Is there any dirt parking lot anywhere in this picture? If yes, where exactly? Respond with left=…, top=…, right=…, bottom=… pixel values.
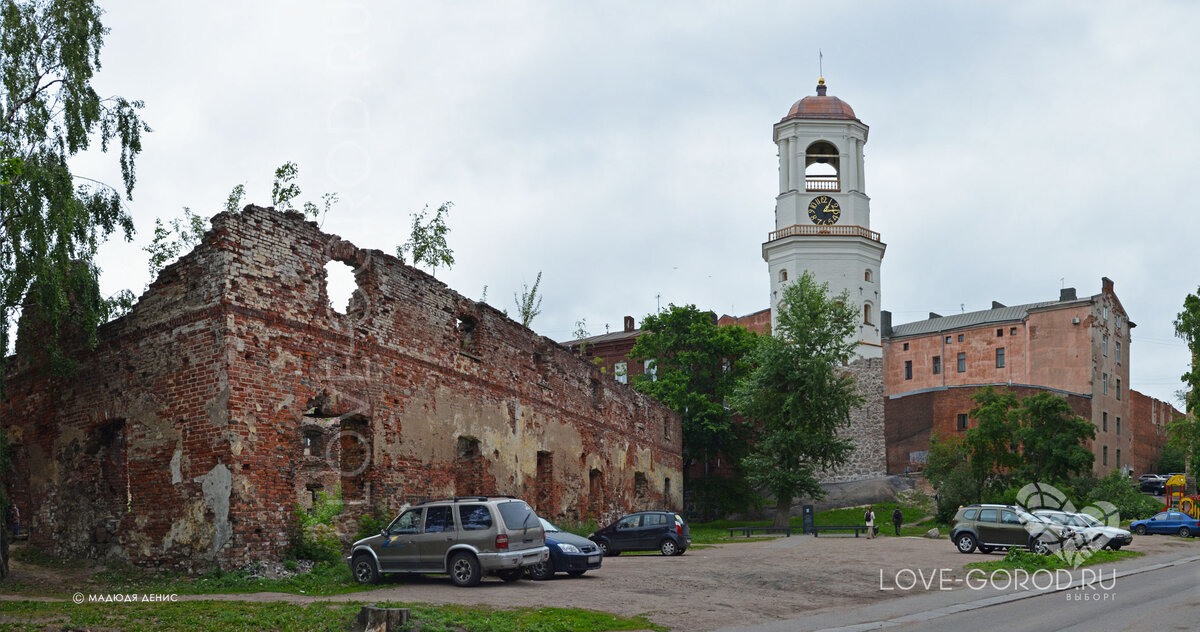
left=292, top=533, right=1200, bottom=630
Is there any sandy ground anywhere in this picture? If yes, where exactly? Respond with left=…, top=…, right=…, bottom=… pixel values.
left=5, top=534, right=1199, bottom=631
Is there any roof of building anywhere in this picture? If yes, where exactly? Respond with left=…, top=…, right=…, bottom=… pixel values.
left=781, top=79, right=858, bottom=122
left=887, top=299, right=1087, bottom=338
left=560, top=328, right=641, bottom=348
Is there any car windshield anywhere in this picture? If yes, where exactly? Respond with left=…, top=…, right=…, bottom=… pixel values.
left=538, top=517, right=560, bottom=533
left=1074, top=513, right=1103, bottom=527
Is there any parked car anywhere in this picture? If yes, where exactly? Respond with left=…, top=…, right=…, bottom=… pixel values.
left=526, top=518, right=603, bottom=580
left=1139, top=475, right=1166, bottom=495
left=347, top=496, right=549, bottom=587
left=1130, top=511, right=1200, bottom=538
left=589, top=511, right=691, bottom=556
left=1033, top=509, right=1133, bottom=551
left=949, top=504, right=1076, bottom=555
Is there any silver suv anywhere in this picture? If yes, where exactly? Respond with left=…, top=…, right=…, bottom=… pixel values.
left=348, top=496, right=549, bottom=587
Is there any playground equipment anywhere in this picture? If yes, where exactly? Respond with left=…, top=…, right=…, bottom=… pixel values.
left=1165, top=475, right=1200, bottom=519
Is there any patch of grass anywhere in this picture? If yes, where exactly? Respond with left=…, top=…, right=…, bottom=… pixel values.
left=688, top=502, right=934, bottom=543
left=0, top=600, right=666, bottom=632
left=91, top=560, right=376, bottom=596
left=964, top=547, right=1144, bottom=573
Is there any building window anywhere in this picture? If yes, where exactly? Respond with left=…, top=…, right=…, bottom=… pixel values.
left=1116, top=417, right=1121, bottom=436
left=644, top=359, right=657, bottom=382
left=904, top=360, right=913, bottom=380
left=1102, top=373, right=1108, bottom=395
left=932, top=356, right=941, bottom=375
left=1116, top=378, right=1121, bottom=400
left=903, top=342, right=909, bottom=351
left=957, top=352, right=966, bottom=373
left=1102, top=335, right=1108, bottom=357
left=995, top=347, right=1005, bottom=368
left=779, top=269, right=788, bottom=282
left=1103, top=411, right=1108, bottom=432
left=1116, top=448, right=1121, bottom=468
left=1103, top=305, right=1108, bottom=321
left=1116, top=341, right=1121, bottom=364
left=958, top=413, right=968, bottom=430
left=864, top=304, right=873, bottom=325
left=865, top=269, right=872, bottom=282
left=997, top=328, right=1003, bottom=337
left=614, top=361, right=628, bottom=384
left=1010, top=327, right=1017, bottom=336
left=1103, top=446, right=1108, bottom=466
left=945, top=336, right=952, bottom=344
left=957, top=334, right=964, bottom=342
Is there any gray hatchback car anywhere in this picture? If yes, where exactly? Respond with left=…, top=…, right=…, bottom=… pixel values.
left=348, top=496, right=549, bottom=587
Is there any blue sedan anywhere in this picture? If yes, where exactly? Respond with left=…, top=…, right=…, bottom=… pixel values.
left=526, top=518, right=603, bottom=580
left=1130, top=511, right=1200, bottom=537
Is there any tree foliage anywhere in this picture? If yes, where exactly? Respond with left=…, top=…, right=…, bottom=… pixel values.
left=629, top=304, right=760, bottom=515
left=396, top=202, right=454, bottom=276
left=730, top=272, right=861, bottom=525
left=1, top=0, right=149, bottom=379
left=965, top=386, right=1021, bottom=488
left=1176, top=287, right=1200, bottom=416
left=1014, top=392, right=1095, bottom=483
left=512, top=270, right=542, bottom=328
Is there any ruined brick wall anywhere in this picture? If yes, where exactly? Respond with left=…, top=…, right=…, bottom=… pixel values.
left=884, top=385, right=1092, bottom=475
left=818, top=357, right=886, bottom=481
left=1, top=206, right=682, bottom=570
left=1129, top=389, right=1182, bottom=475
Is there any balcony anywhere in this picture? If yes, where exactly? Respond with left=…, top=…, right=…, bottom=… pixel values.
left=767, top=224, right=881, bottom=243
left=805, top=176, right=840, bottom=192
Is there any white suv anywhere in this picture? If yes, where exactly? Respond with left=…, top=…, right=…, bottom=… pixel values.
left=348, top=496, right=549, bottom=587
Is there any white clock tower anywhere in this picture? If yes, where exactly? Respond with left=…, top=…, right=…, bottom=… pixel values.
left=762, top=78, right=886, bottom=359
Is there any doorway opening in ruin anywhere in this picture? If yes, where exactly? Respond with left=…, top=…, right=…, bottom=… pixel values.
left=634, top=472, right=648, bottom=506
left=455, top=436, right=484, bottom=496
left=535, top=451, right=553, bottom=514
left=338, top=416, right=370, bottom=502
left=90, top=418, right=129, bottom=546
left=588, top=469, right=604, bottom=519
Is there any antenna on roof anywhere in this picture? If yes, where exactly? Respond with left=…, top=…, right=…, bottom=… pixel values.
left=1060, top=277, right=1065, bottom=289
left=960, top=303, right=965, bottom=313
left=819, top=49, right=823, bottom=79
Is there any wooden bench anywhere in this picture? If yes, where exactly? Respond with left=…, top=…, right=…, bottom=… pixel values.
left=727, top=526, right=799, bottom=538
left=812, top=525, right=878, bottom=537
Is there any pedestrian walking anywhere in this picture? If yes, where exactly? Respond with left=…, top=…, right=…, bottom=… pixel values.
left=864, top=505, right=876, bottom=539
left=892, top=507, right=903, bottom=536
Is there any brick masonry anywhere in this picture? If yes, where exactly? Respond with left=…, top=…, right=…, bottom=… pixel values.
left=819, top=357, right=887, bottom=482
left=0, top=206, right=682, bottom=571
left=1128, top=389, right=1183, bottom=475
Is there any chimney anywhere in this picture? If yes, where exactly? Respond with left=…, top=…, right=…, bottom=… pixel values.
left=881, top=310, right=892, bottom=338
left=623, top=315, right=635, bottom=332
left=1060, top=288, right=1077, bottom=302
left=1102, top=277, right=1114, bottom=294
left=929, top=312, right=942, bottom=319
left=992, top=301, right=1006, bottom=309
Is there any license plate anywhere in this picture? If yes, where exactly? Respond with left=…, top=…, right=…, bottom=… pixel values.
left=588, top=555, right=600, bottom=564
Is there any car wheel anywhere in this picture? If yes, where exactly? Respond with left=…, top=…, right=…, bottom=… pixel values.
left=566, top=570, right=586, bottom=577
left=496, top=569, right=523, bottom=582
left=1108, top=544, right=1122, bottom=551
left=954, top=533, right=977, bottom=554
left=449, top=552, right=482, bottom=587
left=660, top=539, right=679, bottom=556
left=1030, top=537, right=1051, bottom=555
left=1134, top=524, right=1148, bottom=536
left=527, top=558, right=555, bottom=581
left=978, top=545, right=994, bottom=554
left=351, top=554, right=379, bottom=585
left=1179, top=526, right=1192, bottom=538
left=598, top=540, right=618, bottom=557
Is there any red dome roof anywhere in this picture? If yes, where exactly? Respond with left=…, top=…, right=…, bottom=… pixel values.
left=781, top=81, right=857, bottom=122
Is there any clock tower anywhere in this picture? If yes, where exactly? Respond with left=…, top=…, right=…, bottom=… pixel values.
left=763, top=78, right=886, bottom=359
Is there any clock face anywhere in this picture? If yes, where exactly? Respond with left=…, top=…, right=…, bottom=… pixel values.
left=808, top=196, right=841, bottom=225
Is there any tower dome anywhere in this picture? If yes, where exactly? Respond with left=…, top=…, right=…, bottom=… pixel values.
left=781, top=79, right=857, bottom=122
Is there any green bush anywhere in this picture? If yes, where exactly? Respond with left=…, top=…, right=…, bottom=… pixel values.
left=354, top=505, right=395, bottom=541
left=1084, top=471, right=1162, bottom=521
left=290, top=486, right=344, bottom=563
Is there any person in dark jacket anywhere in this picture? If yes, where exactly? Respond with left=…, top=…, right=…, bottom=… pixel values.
left=891, top=507, right=903, bottom=536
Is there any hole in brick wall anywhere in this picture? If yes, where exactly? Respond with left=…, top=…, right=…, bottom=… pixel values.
left=535, top=451, right=554, bottom=515
left=634, top=472, right=647, bottom=501
left=324, top=260, right=358, bottom=315
left=588, top=469, right=604, bottom=519
left=457, top=315, right=477, bottom=351
left=455, top=436, right=483, bottom=496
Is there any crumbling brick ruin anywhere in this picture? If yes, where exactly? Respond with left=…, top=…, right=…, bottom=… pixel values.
left=0, top=206, right=682, bottom=571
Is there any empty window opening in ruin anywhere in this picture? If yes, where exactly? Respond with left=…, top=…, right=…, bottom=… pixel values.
left=305, top=483, right=324, bottom=507
left=338, top=416, right=371, bottom=501
left=664, top=477, right=672, bottom=503
left=588, top=469, right=604, bottom=519
left=535, top=451, right=554, bottom=515
left=324, top=260, right=362, bottom=316
left=302, top=429, right=323, bottom=456
left=457, top=314, right=478, bottom=352
left=91, top=418, right=131, bottom=518
left=634, top=472, right=648, bottom=501
left=455, top=436, right=484, bottom=497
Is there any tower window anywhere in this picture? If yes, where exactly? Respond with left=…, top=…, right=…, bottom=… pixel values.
left=804, top=141, right=840, bottom=192
left=1103, top=411, right=1108, bottom=432
left=865, top=269, right=872, bottom=282
left=863, top=304, right=873, bottom=325
left=779, top=269, right=788, bottom=283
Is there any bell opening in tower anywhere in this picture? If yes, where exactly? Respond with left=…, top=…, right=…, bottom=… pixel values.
left=805, top=141, right=840, bottom=192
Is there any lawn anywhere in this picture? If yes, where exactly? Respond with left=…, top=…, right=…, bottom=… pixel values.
left=0, top=600, right=666, bottom=632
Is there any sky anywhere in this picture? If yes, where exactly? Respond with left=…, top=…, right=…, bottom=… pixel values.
left=72, top=1, right=1198, bottom=405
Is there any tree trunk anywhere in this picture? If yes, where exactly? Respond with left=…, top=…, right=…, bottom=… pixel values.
left=0, top=524, right=8, bottom=581
left=773, top=494, right=793, bottom=527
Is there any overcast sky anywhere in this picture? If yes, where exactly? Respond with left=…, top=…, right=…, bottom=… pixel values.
left=75, top=1, right=1197, bottom=405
